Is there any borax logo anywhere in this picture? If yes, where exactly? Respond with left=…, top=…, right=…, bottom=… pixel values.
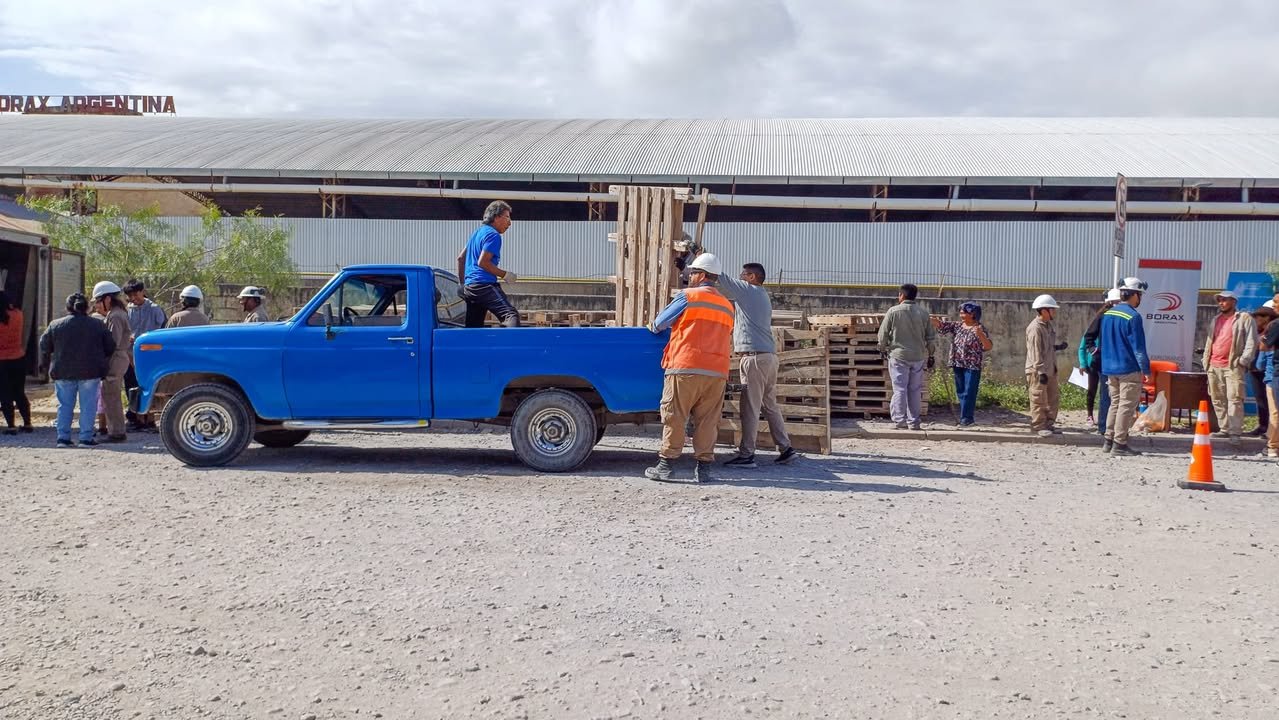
left=1152, top=292, right=1182, bottom=312
left=1146, top=292, right=1186, bottom=321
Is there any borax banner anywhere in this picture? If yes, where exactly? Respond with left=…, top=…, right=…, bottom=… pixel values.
left=1136, top=258, right=1202, bottom=371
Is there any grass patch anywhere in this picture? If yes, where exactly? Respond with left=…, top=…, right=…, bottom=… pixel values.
left=927, top=370, right=1088, bottom=412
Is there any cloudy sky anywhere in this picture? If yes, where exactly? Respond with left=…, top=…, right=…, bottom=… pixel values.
left=1, top=0, right=1275, bottom=118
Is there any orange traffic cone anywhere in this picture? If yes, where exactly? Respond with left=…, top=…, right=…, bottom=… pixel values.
left=1178, top=400, right=1226, bottom=492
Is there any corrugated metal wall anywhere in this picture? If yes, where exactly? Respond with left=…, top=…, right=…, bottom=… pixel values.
left=158, top=217, right=1277, bottom=289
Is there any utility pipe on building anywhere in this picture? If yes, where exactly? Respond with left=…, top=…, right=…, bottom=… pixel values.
left=4, top=178, right=1279, bottom=217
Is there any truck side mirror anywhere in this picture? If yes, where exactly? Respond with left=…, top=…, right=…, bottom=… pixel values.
left=322, top=304, right=335, bottom=340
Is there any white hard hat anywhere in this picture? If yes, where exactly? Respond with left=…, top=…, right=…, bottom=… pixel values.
left=179, top=285, right=204, bottom=300
left=237, top=286, right=266, bottom=299
left=1119, top=276, right=1148, bottom=293
left=687, top=253, right=722, bottom=276
left=1104, top=288, right=1123, bottom=303
left=91, top=281, right=121, bottom=299
left=1265, top=300, right=1276, bottom=309
left=1214, top=290, right=1239, bottom=301
left=1032, top=294, right=1059, bottom=310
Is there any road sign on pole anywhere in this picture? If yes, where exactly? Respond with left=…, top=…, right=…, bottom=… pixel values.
left=1113, top=173, right=1128, bottom=258
left=1112, top=173, right=1127, bottom=288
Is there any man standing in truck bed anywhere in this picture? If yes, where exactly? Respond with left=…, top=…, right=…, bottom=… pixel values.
left=457, top=201, right=521, bottom=328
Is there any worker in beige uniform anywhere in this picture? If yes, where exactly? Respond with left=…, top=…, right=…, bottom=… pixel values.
left=1025, top=294, right=1067, bottom=437
left=166, top=286, right=211, bottom=328
left=91, top=281, right=133, bottom=443
left=238, top=286, right=270, bottom=323
left=1201, top=290, right=1257, bottom=445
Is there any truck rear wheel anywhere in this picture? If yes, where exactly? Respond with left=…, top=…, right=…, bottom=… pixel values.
left=254, top=429, right=312, bottom=448
left=159, top=383, right=254, bottom=467
left=510, top=389, right=597, bottom=472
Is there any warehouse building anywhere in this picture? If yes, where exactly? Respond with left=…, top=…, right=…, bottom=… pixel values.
left=1, top=116, right=1277, bottom=289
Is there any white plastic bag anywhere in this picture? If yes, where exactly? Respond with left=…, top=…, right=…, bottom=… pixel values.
left=1131, top=390, right=1169, bottom=433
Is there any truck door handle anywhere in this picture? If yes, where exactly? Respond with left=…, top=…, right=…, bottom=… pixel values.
left=388, top=336, right=414, bottom=344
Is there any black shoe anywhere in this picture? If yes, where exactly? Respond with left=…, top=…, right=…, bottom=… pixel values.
left=724, top=455, right=757, bottom=469
left=56, top=439, right=73, bottom=448
left=80, top=439, right=98, bottom=447
left=775, top=447, right=798, bottom=464
left=2, top=428, right=15, bottom=436
left=104, top=434, right=128, bottom=444
left=694, top=461, right=714, bottom=483
left=644, top=458, right=674, bottom=481
left=1102, top=440, right=1114, bottom=453
left=20, top=425, right=33, bottom=434
left=1111, top=443, right=1142, bottom=456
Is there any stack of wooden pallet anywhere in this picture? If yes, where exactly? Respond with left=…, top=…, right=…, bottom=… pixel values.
left=522, top=310, right=615, bottom=327
left=808, top=314, right=929, bottom=418
left=717, top=327, right=831, bottom=455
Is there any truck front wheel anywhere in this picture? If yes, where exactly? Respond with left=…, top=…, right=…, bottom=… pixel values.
left=159, top=383, right=254, bottom=467
left=510, top=389, right=597, bottom=472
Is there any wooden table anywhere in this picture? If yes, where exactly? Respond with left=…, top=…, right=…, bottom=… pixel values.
left=1155, top=371, right=1218, bottom=432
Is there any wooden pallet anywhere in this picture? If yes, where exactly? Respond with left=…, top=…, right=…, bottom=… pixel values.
left=809, top=313, right=931, bottom=419
left=610, top=185, right=690, bottom=327
left=717, top=328, right=831, bottom=455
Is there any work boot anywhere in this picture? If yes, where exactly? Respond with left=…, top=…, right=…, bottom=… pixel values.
left=775, top=447, right=798, bottom=464
left=1111, top=443, right=1142, bottom=456
left=1102, top=439, right=1114, bottom=453
left=644, top=458, right=674, bottom=481
left=724, top=455, right=757, bottom=469
left=694, top=461, right=714, bottom=484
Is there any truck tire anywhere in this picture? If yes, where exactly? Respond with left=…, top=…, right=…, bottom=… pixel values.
left=159, top=383, right=255, bottom=467
left=595, top=425, right=607, bottom=446
left=510, top=389, right=597, bottom=472
left=254, top=429, right=311, bottom=448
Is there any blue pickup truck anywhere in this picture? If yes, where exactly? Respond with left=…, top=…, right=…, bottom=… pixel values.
left=132, top=265, right=667, bottom=471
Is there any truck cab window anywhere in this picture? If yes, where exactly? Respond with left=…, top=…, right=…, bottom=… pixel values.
left=307, top=274, right=409, bottom=327
left=433, top=272, right=467, bottom=328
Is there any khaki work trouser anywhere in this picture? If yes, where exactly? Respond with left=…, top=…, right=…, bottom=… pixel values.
left=100, top=375, right=127, bottom=436
left=738, top=353, right=791, bottom=456
left=1026, top=371, right=1060, bottom=431
left=1266, top=385, right=1278, bottom=453
left=1104, top=372, right=1143, bottom=445
left=1207, top=365, right=1247, bottom=437
left=659, top=373, right=727, bottom=463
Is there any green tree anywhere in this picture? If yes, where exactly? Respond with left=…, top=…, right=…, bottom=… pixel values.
left=22, top=191, right=205, bottom=299
left=21, top=191, right=298, bottom=307
left=199, top=206, right=297, bottom=296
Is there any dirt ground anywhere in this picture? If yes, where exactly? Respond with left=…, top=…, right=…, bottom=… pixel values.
left=2, top=423, right=1278, bottom=720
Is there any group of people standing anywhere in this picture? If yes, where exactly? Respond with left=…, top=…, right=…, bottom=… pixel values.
left=17, top=279, right=271, bottom=447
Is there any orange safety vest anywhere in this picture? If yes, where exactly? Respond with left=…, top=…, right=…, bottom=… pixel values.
left=661, top=285, right=735, bottom=377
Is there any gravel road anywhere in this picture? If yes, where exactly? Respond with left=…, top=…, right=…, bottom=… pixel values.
left=2, top=426, right=1277, bottom=719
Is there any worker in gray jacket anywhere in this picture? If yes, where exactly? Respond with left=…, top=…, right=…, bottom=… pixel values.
left=718, top=262, right=797, bottom=468
left=878, top=283, right=936, bottom=430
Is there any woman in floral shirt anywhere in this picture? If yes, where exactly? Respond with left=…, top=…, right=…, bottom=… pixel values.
left=936, top=301, right=993, bottom=426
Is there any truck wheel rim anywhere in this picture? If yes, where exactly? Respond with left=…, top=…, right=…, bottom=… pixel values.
left=179, top=402, right=234, bottom=453
left=527, top=407, right=577, bottom=458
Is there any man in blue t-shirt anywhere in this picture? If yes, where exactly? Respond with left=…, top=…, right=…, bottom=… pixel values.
left=455, top=201, right=520, bottom=328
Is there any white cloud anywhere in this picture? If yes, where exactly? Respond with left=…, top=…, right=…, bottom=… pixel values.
left=0, top=0, right=1274, bottom=117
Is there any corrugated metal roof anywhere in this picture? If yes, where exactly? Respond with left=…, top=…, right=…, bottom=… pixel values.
left=153, top=217, right=1277, bottom=289
left=2, top=117, right=1279, bottom=185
